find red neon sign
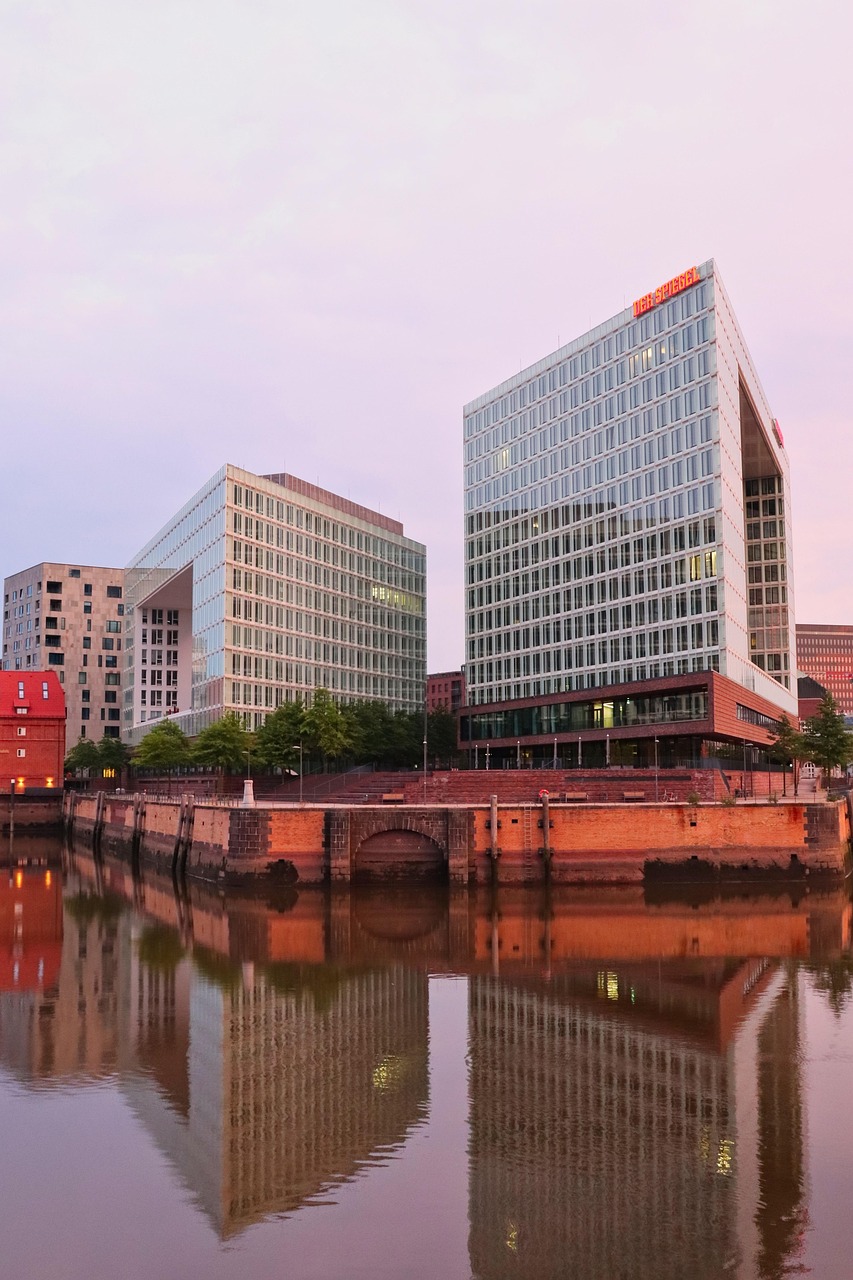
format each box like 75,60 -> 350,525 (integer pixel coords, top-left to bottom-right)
633,266 -> 700,318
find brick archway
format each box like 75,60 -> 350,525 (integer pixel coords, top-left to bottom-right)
356,830 -> 446,879
327,807 -> 473,884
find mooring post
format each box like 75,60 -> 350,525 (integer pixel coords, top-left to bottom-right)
540,789 -> 552,881
489,793 -> 500,886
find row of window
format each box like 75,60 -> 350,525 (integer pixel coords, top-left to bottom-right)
461,688 -> 711,739
230,489 -> 424,572
469,623 -> 720,673
470,656 -> 722,702
470,590 -> 719,644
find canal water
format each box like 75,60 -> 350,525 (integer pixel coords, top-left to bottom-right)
2,838 -> 853,1279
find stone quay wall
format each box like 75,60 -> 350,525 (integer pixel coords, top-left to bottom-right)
64,791 -> 852,886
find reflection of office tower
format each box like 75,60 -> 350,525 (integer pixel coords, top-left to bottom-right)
755,975 -> 807,1278
468,966 -> 808,1280
123,963 -> 429,1237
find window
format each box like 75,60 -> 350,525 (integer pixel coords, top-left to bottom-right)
46,581 -> 61,593
105,620 -> 121,633
48,653 -> 63,665
16,748 -> 25,758
102,638 -> 114,650
69,568 -> 81,578
84,583 -> 92,596
106,585 -> 122,598
17,726 -> 26,737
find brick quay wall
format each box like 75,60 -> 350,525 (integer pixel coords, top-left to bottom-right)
64,790 -> 852,886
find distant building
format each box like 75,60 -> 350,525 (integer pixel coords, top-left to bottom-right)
123,466 -> 426,742
797,674 -> 827,724
462,260 -> 797,768
426,669 -> 466,713
3,563 -> 125,743
0,670 -> 65,793
796,624 -> 853,716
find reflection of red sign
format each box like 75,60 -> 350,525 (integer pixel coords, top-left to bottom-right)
772,419 -> 785,448
633,266 -> 700,317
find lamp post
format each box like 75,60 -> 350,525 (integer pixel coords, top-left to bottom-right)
423,731 -> 428,801
516,740 -> 521,769
605,733 -> 610,768
553,737 -> 558,770
474,742 -> 479,770
292,743 -> 304,805
578,736 -> 582,770
241,747 -> 254,807
485,743 -> 491,771
654,736 -> 659,802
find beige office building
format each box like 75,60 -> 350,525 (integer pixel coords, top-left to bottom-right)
2,562 -> 125,744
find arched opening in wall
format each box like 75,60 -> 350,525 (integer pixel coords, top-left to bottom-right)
354,830 -> 447,881
353,884 -> 448,942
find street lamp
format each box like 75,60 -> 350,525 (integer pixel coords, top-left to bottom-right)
654,736 -> 659,802
553,737 -> 558,770
516,740 -> 521,769
292,743 -> 304,804
605,733 -> 610,768
423,732 -> 428,801
578,736 -> 582,770
485,743 -> 491,771
241,747 -> 254,807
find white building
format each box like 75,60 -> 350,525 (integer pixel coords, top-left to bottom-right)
123,466 -> 426,742
461,261 -> 796,766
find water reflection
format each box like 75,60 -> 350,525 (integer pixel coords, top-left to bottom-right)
0,841 -> 849,1277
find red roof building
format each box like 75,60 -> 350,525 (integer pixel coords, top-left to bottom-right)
0,670 -> 65,793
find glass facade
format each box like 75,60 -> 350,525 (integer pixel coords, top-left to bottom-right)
124,466 -> 426,741
463,259 -> 797,723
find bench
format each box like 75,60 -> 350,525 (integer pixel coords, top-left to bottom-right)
564,792 -> 589,803
382,793 -> 405,804
623,791 -> 646,802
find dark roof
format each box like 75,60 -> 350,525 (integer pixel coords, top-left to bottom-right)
797,675 -> 827,699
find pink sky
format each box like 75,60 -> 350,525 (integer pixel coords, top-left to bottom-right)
1,0 -> 851,671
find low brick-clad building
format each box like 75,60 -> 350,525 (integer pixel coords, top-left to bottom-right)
0,671 -> 65,793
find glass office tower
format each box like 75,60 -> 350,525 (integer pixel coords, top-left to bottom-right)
123,466 -> 426,742
461,260 -> 796,764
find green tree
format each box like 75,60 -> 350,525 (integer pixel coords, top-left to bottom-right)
802,693 -> 853,785
254,700 -> 307,771
64,736 -> 101,773
97,735 -> 131,771
303,687 -> 351,764
769,714 -> 807,797
192,712 -> 253,772
427,708 -> 459,767
133,719 -> 193,769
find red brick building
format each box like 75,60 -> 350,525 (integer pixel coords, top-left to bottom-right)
0,671 -> 65,793
796,624 -> 853,715
459,669 -> 793,770
426,670 -> 466,714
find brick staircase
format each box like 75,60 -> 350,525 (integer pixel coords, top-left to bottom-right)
398,768 -> 720,805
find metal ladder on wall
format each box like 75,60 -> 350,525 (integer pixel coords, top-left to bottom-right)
522,804 -> 535,855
